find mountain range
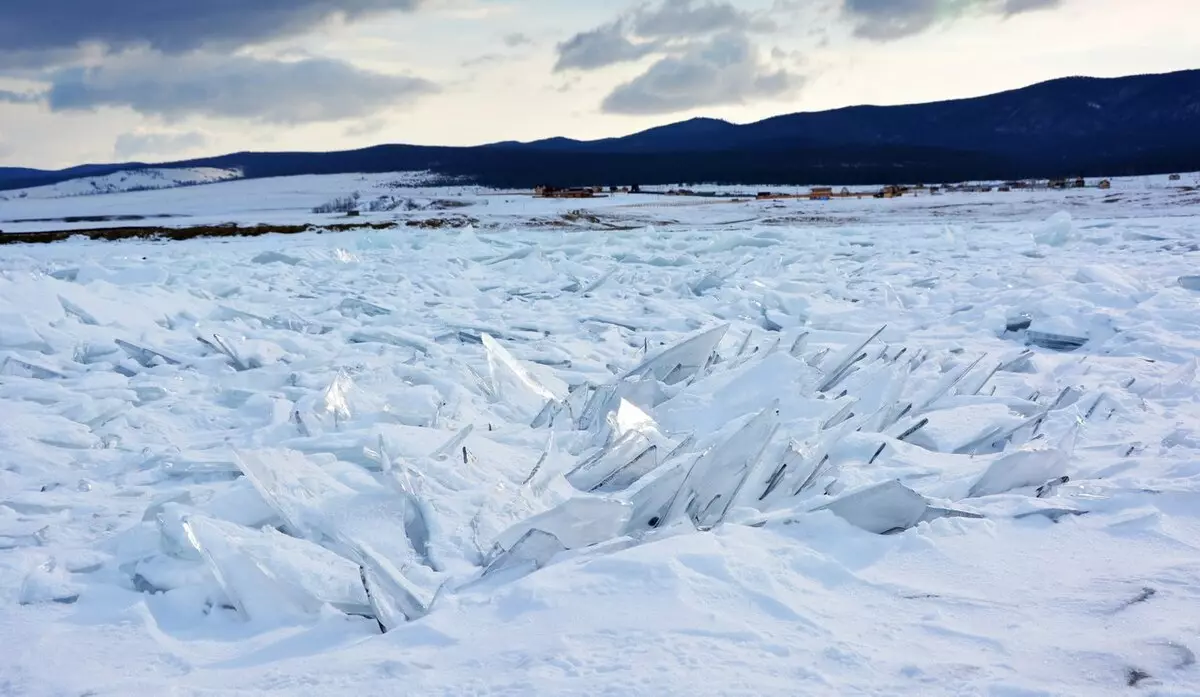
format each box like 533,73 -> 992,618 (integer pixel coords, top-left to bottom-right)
3,68 -> 1199,191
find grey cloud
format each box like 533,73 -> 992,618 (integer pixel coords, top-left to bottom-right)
602,32 -> 800,115
1002,0 -> 1062,14
0,0 -> 422,68
553,22 -> 660,72
845,0 -> 1064,41
43,52 -> 437,124
113,131 -> 207,158
0,90 -> 43,104
555,0 -> 773,72
503,32 -> 534,48
631,0 -> 774,38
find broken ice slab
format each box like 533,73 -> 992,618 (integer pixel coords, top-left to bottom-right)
181,514 -> 370,622
482,528 -> 567,579
811,480 -> 931,534
252,251 -> 304,265
1005,314 -> 1033,333
623,324 -> 730,386
232,448 -> 356,542
967,443 -> 1070,498
482,333 -> 563,417
264,312 -> 331,335
620,460 -> 691,534
114,339 -> 182,368
349,329 -> 431,354
19,560 -> 81,606
0,357 -> 65,380
492,496 -> 632,553
673,402 -> 780,529
346,539 -> 434,630
339,297 -> 393,317
1026,331 -> 1088,352
817,325 -> 887,393
1178,276 -> 1200,291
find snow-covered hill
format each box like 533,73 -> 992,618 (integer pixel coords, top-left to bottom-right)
0,167 -> 242,200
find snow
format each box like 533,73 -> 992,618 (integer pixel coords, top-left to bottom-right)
0,167 -> 243,201
1,172 -> 1200,696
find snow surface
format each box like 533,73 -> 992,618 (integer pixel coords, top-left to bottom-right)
0,167 -> 243,202
1,175 -> 1200,696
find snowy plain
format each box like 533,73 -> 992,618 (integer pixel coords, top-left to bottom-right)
1,172 -> 1200,696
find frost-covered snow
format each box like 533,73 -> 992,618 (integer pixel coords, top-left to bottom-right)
1,179 -> 1199,696
0,167 -> 243,202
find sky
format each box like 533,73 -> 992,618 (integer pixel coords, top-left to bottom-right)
1,0 -> 1197,170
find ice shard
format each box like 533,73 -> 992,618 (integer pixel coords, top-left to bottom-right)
811,480 -> 930,534
671,402 -> 780,529
181,514 -> 370,621
492,496 -> 632,552
1177,275 -> 1200,291
114,339 -> 182,368
623,324 -> 730,386
1026,331 -> 1088,352
482,528 -> 567,579
339,297 -> 393,317
482,333 -> 562,416
967,443 -> 1070,498
232,448 -> 355,543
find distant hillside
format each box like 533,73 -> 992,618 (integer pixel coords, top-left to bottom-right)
4,69 -> 1200,190
0,167 -> 242,200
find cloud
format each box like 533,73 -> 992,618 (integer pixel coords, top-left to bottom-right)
554,0 -> 773,72
503,32 -> 534,48
42,52 -> 437,124
843,0 -> 1063,41
113,130 -> 207,158
1001,0 -> 1062,14
0,0 -> 424,67
553,22 -> 661,72
0,89 -> 42,104
601,32 -> 800,115
631,0 -> 774,38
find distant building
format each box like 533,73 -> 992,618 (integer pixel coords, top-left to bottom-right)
810,186 -> 834,200
1072,177 -> 1086,188
1169,173 -> 1182,181
1098,179 -> 1112,189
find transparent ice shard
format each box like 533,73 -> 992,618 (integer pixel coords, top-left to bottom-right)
623,324 -> 730,386
264,312 -> 331,335
232,448 -> 355,542
620,459 -> 692,533
811,479 -> 930,534
482,333 -> 561,415
1026,331 -> 1088,352
339,297 -> 393,317
320,370 -> 354,429
817,325 -> 886,393
967,443 -> 1070,498
0,357 -> 64,380
181,514 -> 369,621
430,425 -> 474,462
482,529 -> 567,578
58,295 -> 100,325
492,496 -> 632,552
196,333 -> 250,371
672,402 -> 780,529
1177,275 -> 1200,291
114,339 -> 182,368
349,328 -> 429,353
355,542 -> 433,632
18,559 -> 81,606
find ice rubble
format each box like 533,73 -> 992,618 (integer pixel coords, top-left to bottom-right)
89,321 -> 1122,633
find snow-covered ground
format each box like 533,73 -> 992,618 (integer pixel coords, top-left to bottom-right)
2,169 -> 1198,235
0,167 -> 243,203
1,176 -> 1199,696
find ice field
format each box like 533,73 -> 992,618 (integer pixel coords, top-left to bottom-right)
1,175 -> 1199,696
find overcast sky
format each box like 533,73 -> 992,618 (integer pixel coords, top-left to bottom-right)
1,0 -> 1197,169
